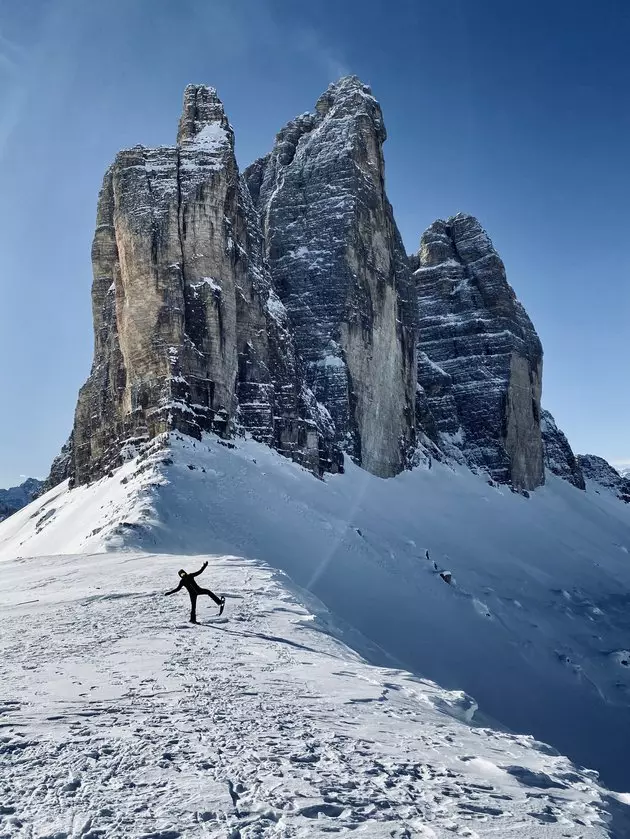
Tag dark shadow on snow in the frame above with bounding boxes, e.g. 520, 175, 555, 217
198, 622, 323, 656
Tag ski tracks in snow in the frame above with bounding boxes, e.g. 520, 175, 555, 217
0, 552, 621, 838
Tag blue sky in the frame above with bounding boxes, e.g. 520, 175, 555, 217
0, 0, 628, 486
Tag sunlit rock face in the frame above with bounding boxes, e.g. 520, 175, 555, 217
70, 85, 338, 484
46, 80, 558, 495
245, 76, 417, 478
411, 214, 544, 490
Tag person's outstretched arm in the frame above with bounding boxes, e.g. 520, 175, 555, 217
191, 561, 208, 578
164, 580, 184, 595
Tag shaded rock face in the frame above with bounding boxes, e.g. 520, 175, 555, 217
0, 478, 43, 522
40, 437, 74, 494
245, 76, 417, 478
578, 455, 630, 503
70, 85, 339, 485
412, 214, 544, 490
540, 410, 585, 490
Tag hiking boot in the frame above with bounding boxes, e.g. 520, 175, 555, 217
218, 596, 226, 616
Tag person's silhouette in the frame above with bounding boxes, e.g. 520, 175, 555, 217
165, 562, 225, 623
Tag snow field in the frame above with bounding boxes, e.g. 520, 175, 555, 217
1, 550, 624, 838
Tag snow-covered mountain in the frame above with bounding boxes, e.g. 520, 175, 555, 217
3, 432, 630, 800
2, 433, 630, 836
0, 477, 43, 522
579, 455, 630, 504
3, 75, 630, 837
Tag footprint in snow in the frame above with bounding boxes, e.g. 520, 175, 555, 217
472, 598, 492, 619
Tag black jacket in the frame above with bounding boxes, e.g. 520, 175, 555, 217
165, 563, 207, 597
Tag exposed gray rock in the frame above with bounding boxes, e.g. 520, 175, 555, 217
46, 78, 562, 494
540, 410, 585, 489
67, 84, 339, 485
412, 214, 544, 490
578, 455, 630, 503
245, 76, 417, 478
40, 437, 74, 493
0, 478, 43, 522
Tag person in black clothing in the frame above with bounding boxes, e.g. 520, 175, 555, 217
164, 561, 225, 623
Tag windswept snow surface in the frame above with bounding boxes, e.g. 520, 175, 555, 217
1, 550, 628, 838
1, 433, 630, 799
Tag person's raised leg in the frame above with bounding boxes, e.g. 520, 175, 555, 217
199, 587, 226, 616
198, 587, 222, 606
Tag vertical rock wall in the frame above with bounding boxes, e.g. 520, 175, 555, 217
245, 76, 417, 478
48, 79, 560, 495
71, 85, 337, 484
412, 214, 544, 490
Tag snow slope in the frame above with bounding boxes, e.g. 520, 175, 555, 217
2, 549, 629, 838
1, 432, 630, 798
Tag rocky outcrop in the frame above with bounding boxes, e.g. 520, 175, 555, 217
245, 76, 417, 478
69, 85, 339, 485
0, 478, 43, 522
540, 410, 585, 489
578, 455, 630, 503
39, 437, 74, 494
47, 78, 566, 494
411, 214, 544, 490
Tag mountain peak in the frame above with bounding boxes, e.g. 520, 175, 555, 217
314, 75, 384, 138
177, 83, 234, 147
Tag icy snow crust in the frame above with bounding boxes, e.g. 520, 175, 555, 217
1, 434, 630, 829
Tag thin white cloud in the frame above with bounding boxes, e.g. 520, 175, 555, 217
292, 26, 350, 81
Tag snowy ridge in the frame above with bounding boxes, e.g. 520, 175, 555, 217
3, 433, 630, 798
4, 550, 628, 837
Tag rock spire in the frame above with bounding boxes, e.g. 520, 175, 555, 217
245, 76, 417, 478
411, 214, 544, 490
69, 84, 339, 484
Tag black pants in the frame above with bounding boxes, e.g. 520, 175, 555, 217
189, 588, 221, 622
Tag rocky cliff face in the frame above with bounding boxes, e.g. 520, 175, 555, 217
245, 76, 417, 478
45, 78, 575, 495
540, 410, 585, 489
70, 85, 338, 484
578, 455, 630, 503
411, 214, 544, 490
39, 437, 74, 494
0, 478, 43, 522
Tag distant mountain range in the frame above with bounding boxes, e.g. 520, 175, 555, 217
0, 478, 43, 522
